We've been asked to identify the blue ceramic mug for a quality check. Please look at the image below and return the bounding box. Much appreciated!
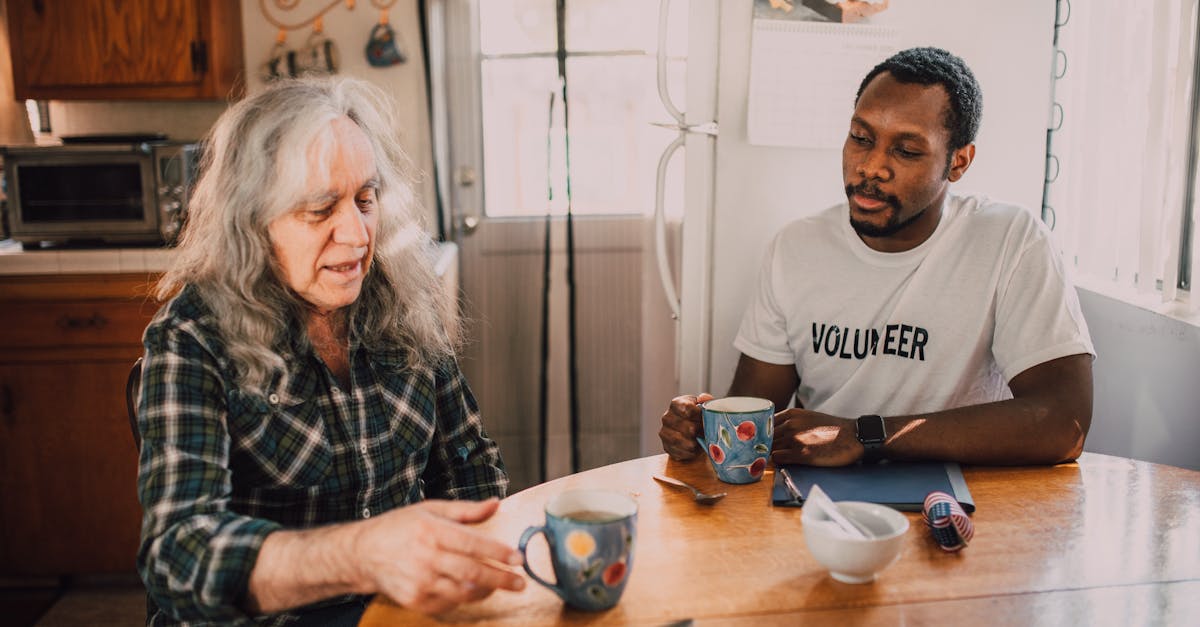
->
[518,489,637,611]
[365,23,407,67]
[697,396,774,484]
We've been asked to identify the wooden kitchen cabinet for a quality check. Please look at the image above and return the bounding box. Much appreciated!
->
[0,273,160,576]
[5,0,244,100]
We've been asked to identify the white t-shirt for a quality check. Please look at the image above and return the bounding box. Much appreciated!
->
[734,194,1094,418]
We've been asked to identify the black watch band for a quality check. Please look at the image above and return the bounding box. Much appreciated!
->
[856,414,887,464]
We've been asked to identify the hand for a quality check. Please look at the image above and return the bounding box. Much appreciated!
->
[839,0,889,23]
[658,393,714,461]
[353,498,525,615]
[771,409,863,466]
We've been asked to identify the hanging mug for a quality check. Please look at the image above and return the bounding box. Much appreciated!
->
[262,41,291,81]
[297,31,339,75]
[366,23,406,67]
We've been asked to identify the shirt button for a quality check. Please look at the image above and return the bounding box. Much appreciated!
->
[362,508,371,519]
[268,393,280,404]
[360,444,368,455]
[331,386,340,394]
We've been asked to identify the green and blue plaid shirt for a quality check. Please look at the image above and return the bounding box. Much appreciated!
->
[136,286,507,625]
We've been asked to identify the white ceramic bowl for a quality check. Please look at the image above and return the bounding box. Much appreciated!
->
[802,501,910,583]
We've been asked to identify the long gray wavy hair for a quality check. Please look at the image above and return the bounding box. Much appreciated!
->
[157,76,460,394]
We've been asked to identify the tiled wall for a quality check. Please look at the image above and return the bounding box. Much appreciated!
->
[44,101,226,143]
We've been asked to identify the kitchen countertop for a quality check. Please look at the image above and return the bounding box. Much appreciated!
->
[0,239,175,275]
[0,240,459,280]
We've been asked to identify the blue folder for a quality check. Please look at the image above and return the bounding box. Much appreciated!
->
[771,461,975,513]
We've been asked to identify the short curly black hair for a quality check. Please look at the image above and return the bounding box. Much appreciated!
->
[855,47,983,152]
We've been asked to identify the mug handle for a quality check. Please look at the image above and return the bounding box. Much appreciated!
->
[518,525,564,599]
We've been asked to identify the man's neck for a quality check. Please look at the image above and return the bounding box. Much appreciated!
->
[859,194,948,253]
[306,310,351,387]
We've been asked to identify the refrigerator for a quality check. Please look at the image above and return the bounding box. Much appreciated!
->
[649,0,1058,411]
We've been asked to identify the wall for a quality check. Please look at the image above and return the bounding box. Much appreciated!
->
[1078,290,1200,470]
[40,0,437,227]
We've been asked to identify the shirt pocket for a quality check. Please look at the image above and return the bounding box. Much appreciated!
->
[226,390,334,490]
[375,367,439,458]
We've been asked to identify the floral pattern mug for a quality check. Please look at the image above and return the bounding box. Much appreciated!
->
[698,397,774,483]
[518,489,637,611]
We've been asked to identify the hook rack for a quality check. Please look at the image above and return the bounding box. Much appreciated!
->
[258,0,398,32]
[259,0,352,32]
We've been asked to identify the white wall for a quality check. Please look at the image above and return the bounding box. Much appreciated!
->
[704,0,1057,394]
[42,0,437,227]
[238,0,436,225]
[1078,290,1200,470]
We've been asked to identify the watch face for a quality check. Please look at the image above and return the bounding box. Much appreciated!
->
[857,415,885,441]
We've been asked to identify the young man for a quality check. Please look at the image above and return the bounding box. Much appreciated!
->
[660,47,1094,467]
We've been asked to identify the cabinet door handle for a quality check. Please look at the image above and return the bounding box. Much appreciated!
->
[57,313,109,330]
[1,384,12,422]
[191,40,208,75]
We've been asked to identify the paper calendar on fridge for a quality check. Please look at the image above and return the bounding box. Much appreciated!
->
[747,19,900,149]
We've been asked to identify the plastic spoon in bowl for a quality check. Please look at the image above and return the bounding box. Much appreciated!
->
[805,484,872,539]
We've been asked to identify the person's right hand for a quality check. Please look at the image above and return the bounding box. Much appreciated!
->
[353,498,525,616]
[658,393,714,461]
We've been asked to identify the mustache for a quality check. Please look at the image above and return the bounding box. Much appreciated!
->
[845,183,901,209]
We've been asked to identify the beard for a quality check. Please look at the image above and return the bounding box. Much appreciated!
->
[845,183,927,238]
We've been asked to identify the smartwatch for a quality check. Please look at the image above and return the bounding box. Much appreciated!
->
[856,414,887,464]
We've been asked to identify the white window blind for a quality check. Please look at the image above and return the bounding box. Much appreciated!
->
[1048,0,1200,312]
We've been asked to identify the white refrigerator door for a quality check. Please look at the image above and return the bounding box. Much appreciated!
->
[639,0,721,455]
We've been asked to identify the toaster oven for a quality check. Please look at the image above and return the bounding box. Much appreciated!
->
[1,140,200,246]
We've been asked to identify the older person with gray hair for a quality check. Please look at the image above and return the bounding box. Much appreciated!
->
[135,76,522,626]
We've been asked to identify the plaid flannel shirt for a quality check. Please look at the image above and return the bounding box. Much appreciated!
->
[136,286,508,626]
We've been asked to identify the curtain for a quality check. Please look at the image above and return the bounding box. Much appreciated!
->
[1048,0,1200,312]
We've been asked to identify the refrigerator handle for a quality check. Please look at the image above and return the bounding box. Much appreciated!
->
[657,0,685,124]
[654,133,686,319]
[654,0,718,321]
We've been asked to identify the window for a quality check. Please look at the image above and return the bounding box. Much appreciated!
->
[1047,0,1199,313]
[476,0,687,217]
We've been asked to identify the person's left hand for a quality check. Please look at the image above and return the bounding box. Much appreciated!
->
[771,409,863,466]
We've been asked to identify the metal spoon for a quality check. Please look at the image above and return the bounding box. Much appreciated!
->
[653,475,727,505]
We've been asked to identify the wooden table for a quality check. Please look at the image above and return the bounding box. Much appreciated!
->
[360,453,1200,625]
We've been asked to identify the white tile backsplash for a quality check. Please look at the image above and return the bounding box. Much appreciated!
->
[57,249,123,274]
[0,244,175,275]
[46,101,227,143]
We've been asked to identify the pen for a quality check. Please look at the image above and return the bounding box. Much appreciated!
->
[779,467,804,504]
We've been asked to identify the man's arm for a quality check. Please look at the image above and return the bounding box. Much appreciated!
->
[772,353,1093,466]
[728,353,801,411]
[248,362,525,616]
[245,499,525,616]
[421,360,509,500]
[884,353,1092,464]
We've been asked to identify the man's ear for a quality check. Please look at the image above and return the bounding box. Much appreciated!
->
[947,143,975,182]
